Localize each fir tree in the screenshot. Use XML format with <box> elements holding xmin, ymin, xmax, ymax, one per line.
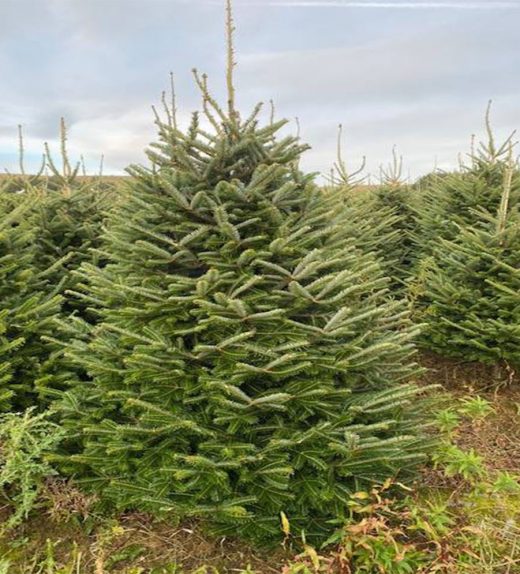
<box><xmin>0</xmin><ymin>123</ymin><xmax>115</xmax><ymax>409</ymax></box>
<box><xmin>0</xmin><ymin>182</ymin><xmax>62</xmax><ymax>411</ymax></box>
<box><xmin>413</xmin><ymin>104</ymin><xmax>520</xmax><ymax>259</ymax></box>
<box><xmin>325</xmin><ymin>126</ymin><xmax>393</xmax><ymax>257</ymax></box>
<box><xmin>54</xmin><ymin>3</ymin><xmax>434</xmax><ymax>542</ymax></box>
<box><xmin>329</xmin><ymin>133</ymin><xmax>412</xmax><ymax>292</ymax></box>
<box><xmin>371</xmin><ymin>148</ymin><xmax>417</xmax><ymax>290</ymax></box>
<box><xmin>29</xmin><ymin>119</ymin><xmax>117</xmax><ymax>316</ymax></box>
<box><xmin>415</xmin><ymin>150</ymin><xmax>520</xmax><ymax>370</ymax></box>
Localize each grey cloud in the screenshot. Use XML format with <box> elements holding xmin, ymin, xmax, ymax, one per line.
<box><xmin>0</xmin><ymin>0</ymin><xmax>519</xmax><ymax>178</ymax></box>
<box><xmin>238</xmin><ymin>22</ymin><xmax>519</xmax><ymax>109</ymax></box>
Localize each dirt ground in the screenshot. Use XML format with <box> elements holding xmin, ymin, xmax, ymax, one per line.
<box><xmin>419</xmin><ymin>351</ymin><xmax>520</xmax><ymax>474</ymax></box>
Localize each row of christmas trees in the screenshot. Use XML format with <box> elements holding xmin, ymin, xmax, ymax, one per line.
<box><xmin>0</xmin><ymin>19</ymin><xmax>518</xmax><ymax>540</ymax></box>
<box><xmin>0</xmin><ymin>121</ymin><xmax>118</xmax><ymax>413</ymax></box>
<box><xmin>357</xmin><ymin>108</ymin><xmax>519</xmax><ymax>370</ymax></box>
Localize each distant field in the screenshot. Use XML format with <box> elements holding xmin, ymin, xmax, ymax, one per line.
<box><xmin>0</xmin><ymin>173</ymin><xmax>129</xmax><ymax>183</ymax></box>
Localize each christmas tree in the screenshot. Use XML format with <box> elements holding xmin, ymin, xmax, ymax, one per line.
<box><xmin>0</xmin><ymin>181</ymin><xmax>62</xmax><ymax>411</ymax></box>
<box><xmin>0</xmin><ymin>122</ymin><xmax>116</xmax><ymax>409</ymax></box>
<box><xmin>371</xmin><ymin>148</ymin><xmax>417</xmax><ymax>290</ymax></box>
<box><xmin>329</xmin><ymin>134</ymin><xmax>413</xmax><ymax>292</ymax></box>
<box><xmin>28</xmin><ymin>119</ymin><xmax>117</xmax><ymax>316</ymax></box>
<box><xmin>415</xmin><ymin>150</ymin><xmax>520</xmax><ymax>369</ymax></box>
<box><xmin>54</xmin><ymin>2</ymin><xmax>434</xmax><ymax>542</ymax></box>
<box><xmin>413</xmin><ymin>104</ymin><xmax>520</xmax><ymax>259</ymax></box>
<box><xmin>324</xmin><ymin>125</ymin><xmax>400</xmax><ymax>275</ymax></box>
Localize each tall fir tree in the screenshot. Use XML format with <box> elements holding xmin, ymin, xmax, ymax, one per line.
<box><xmin>53</xmin><ymin>3</ymin><xmax>434</xmax><ymax>542</ymax></box>
<box><xmin>414</xmin><ymin>147</ymin><xmax>520</xmax><ymax>371</ymax></box>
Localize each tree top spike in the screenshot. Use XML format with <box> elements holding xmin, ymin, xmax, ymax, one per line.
<box><xmin>485</xmin><ymin>99</ymin><xmax>496</xmax><ymax>159</ymax></box>
<box><xmin>17</xmin><ymin>124</ymin><xmax>25</xmax><ymax>176</ymax></box>
<box><xmin>170</xmin><ymin>72</ymin><xmax>178</xmax><ymax>130</ymax></box>
<box><xmin>225</xmin><ymin>0</ymin><xmax>237</xmax><ymax>122</ymax></box>
<box><xmin>332</xmin><ymin>124</ymin><xmax>366</xmax><ymax>188</ymax></box>
<box><xmin>497</xmin><ymin>141</ymin><xmax>514</xmax><ymax>235</ymax></box>
<box><xmin>380</xmin><ymin>145</ymin><xmax>403</xmax><ymax>186</ymax></box>
<box><xmin>59</xmin><ymin>117</ymin><xmax>72</xmax><ymax>178</ymax></box>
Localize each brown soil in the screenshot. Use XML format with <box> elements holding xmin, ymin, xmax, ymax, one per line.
<box><xmin>419</xmin><ymin>351</ymin><xmax>519</xmax><ymax>391</ymax></box>
<box><xmin>100</xmin><ymin>514</ymin><xmax>288</xmax><ymax>573</ymax></box>
<box><xmin>419</xmin><ymin>351</ymin><xmax>520</xmax><ymax>474</ymax></box>
<box><xmin>1</xmin><ymin>506</ymin><xmax>288</xmax><ymax>573</ymax></box>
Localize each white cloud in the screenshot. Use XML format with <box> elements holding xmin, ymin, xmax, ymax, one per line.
<box><xmin>0</xmin><ymin>0</ymin><xmax>518</xmax><ymax>179</ymax></box>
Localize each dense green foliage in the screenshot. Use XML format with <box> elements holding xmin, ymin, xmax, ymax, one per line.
<box><xmin>412</xmin><ymin>124</ymin><xmax>520</xmax><ymax>368</ymax></box>
<box><xmin>0</xmin><ymin>6</ymin><xmax>518</xmax><ymax>556</ymax></box>
<box><xmin>326</xmin><ymin>141</ymin><xmax>413</xmax><ymax>293</ymax></box>
<box><xmin>30</xmin><ymin>124</ymin><xmax>117</xmax><ymax>316</ymax></box>
<box><xmin>1</xmin><ymin>394</ymin><xmax>519</xmax><ymax>574</ymax></box>
<box><xmin>0</xmin><ymin>97</ymin><xmax>518</xmax><ymax>551</ymax></box>
<box><xmin>46</xmin><ymin>82</ymin><xmax>436</xmax><ymax>542</ymax></box>
<box><xmin>0</xmin><ymin>125</ymin><xmax>117</xmax><ymax>411</ymax></box>
<box><xmin>413</xmin><ymin>126</ymin><xmax>520</xmax><ymax>259</ymax></box>
<box><xmin>416</xmin><ymin>204</ymin><xmax>520</xmax><ymax>366</ymax></box>
<box><xmin>370</xmin><ymin>159</ymin><xmax>417</xmax><ymax>290</ymax></box>
<box><xmin>0</xmin><ymin>191</ymin><xmax>62</xmax><ymax>411</ymax></box>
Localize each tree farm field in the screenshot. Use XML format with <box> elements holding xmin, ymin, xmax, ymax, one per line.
<box><xmin>1</xmin><ymin>0</ymin><xmax>520</xmax><ymax>572</ymax></box>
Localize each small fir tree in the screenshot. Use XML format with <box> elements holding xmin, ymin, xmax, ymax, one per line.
<box><xmin>371</xmin><ymin>148</ymin><xmax>417</xmax><ymax>290</ymax></box>
<box><xmin>0</xmin><ymin>123</ymin><xmax>116</xmax><ymax>409</ymax></box>
<box><xmin>329</xmin><ymin>133</ymin><xmax>412</xmax><ymax>292</ymax></box>
<box><xmin>415</xmin><ymin>150</ymin><xmax>520</xmax><ymax>369</ymax></box>
<box><xmin>54</xmin><ymin>3</ymin><xmax>434</xmax><ymax>542</ymax></box>
<box><xmin>0</xmin><ymin>185</ymin><xmax>62</xmax><ymax>411</ymax></box>
<box><xmin>29</xmin><ymin>119</ymin><xmax>117</xmax><ymax>316</ymax></box>
<box><xmin>413</xmin><ymin>104</ymin><xmax>520</xmax><ymax>259</ymax></box>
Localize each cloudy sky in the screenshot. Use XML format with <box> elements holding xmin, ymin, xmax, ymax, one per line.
<box><xmin>0</xmin><ymin>0</ymin><xmax>519</xmax><ymax>180</ymax></box>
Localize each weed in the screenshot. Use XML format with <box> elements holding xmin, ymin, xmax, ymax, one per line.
<box><xmin>458</xmin><ymin>396</ymin><xmax>495</xmax><ymax>420</ymax></box>
<box><xmin>0</xmin><ymin>409</ymin><xmax>64</xmax><ymax>531</ymax></box>
<box><xmin>433</xmin><ymin>445</ymin><xmax>485</xmax><ymax>481</ymax></box>
<box><xmin>436</xmin><ymin>408</ymin><xmax>460</xmax><ymax>436</ymax></box>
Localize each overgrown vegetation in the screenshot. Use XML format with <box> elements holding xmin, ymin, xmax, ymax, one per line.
<box><xmin>0</xmin><ymin>409</ymin><xmax>64</xmax><ymax>532</ymax></box>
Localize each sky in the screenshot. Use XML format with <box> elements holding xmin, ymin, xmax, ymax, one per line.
<box><xmin>0</xmin><ymin>0</ymin><xmax>519</xmax><ymax>181</ymax></box>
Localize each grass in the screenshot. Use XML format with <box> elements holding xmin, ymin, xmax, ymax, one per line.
<box><xmin>1</xmin><ymin>354</ymin><xmax>519</xmax><ymax>573</ymax></box>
